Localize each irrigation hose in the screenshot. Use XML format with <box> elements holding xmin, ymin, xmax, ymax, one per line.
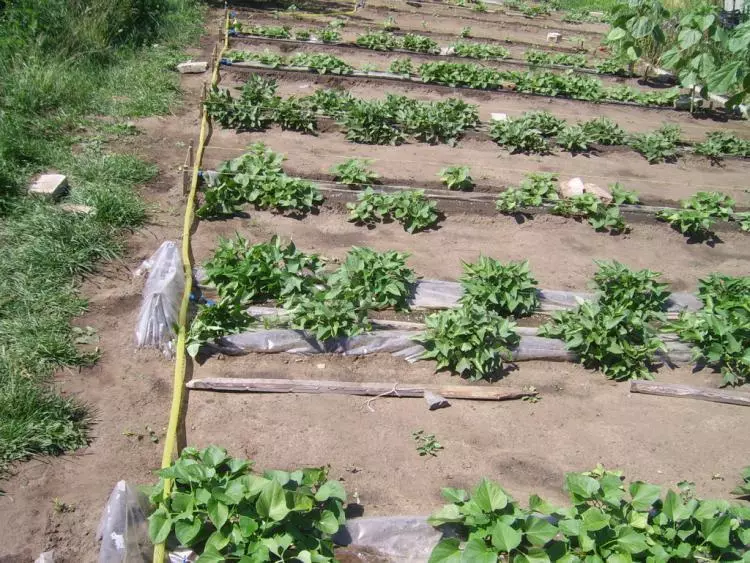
<box><xmin>151</xmin><ymin>9</ymin><xmax>229</xmax><ymax>563</ymax></box>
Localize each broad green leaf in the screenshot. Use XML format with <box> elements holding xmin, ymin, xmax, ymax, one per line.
<box><xmin>207</xmin><ymin>498</ymin><xmax>229</xmax><ymax>530</ymax></box>
<box><xmin>171</xmin><ymin>491</ymin><xmax>195</xmax><ymax>513</ymax></box>
<box><xmin>473</xmin><ymin>478</ymin><xmax>508</xmax><ymax>512</ymax></box>
<box><xmin>516</xmin><ymin>547</ymin><xmax>552</xmax><ymax>563</ymax></box>
<box><xmin>490</xmin><ymin>521</ymin><xmax>522</xmax><ymax>552</ymax></box>
<box><xmin>607</xmin><ymin>27</ymin><xmax>627</xmax><ymax>41</ymax></box>
<box><xmin>582</xmin><ymin>507</ymin><xmax>609</xmax><ymax>532</ymax></box>
<box><xmin>616</xmin><ymin>527</ymin><xmax>648</xmax><ymax>554</ymax></box>
<box><xmin>630</xmin><ymin>16</ymin><xmax>655</xmax><ymax>38</ymax></box>
<box><xmin>201</xmin><ymin>445</ymin><xmax>228</xmax><ymax>468</ymax></box>
<box><xmin>428</xmin><ymin>504</ymin><xmax>463</xmax><ymax>526</ymax></box>
<box><xmin>525</xmin><ymin>516</ymin><xmax>558</xmax><ymax>546</ymax></box>
<box><xmin>315</xmin><ymin>509</ymin><xmax>341</xmax><ymax>534</ymax></box>
<box><xmin>175</xmin><ymin>518</ymin><xmax>202</xmax><ymax>546</ymax></box>
<box><xmin>148</xmin><ymin>507</ymin><xmax>172</xmax><ymax>544</ymax></box>
<box><xmin>462</xmin><ymin>537</ymin><xmax>498</xmax><ymax>563</ymax></box>
<box><xmin>314</xmin><ymin>480</ymin><xmax>347</xmax><ymax>502</ymax></box>
<box><xmin>239</xmin><ymin>515</ymin><xmax>259</xmax><ymax>537</ymax></box>
<box><xmin>559</xmin><ymin>519</ymin><xmax>583</xmax><ymax>537</ymax></box>
<box><xmin>606</xmin><ymin>554</ymin><xmax>632</xmax><ymax>563</ymax></box>
<box><xmin>565</xmin><ymin>473</ymin><xmax>599</xmax><ymax>503</ymax></box>
<box><xmin>442</xmin><ymin>488</ymin><xmax>469</xmax><ymax>503</ymax></box>
<box><xmin>256</xmin><ymin>480</ymin><xmax>290</xmax><ymax>522</ymax></box>
<box><xmin>629</xmin><ymin>482</ymin><xmax>660</xmax><ymax>511</ymax></box>
<box><xmin>428</xmin><ymin>538</ymin><xmax>462</xmax><ymax>563</ymax></box>
<box><xmin>206</xmin><ymin>529</ymin><xmax>231</xmax><ymax>552</ymax></box>
<box><xmin>196</xmin><ymin>547</ymin><xmax>225</xmax><ymax>563</ymax></box>
<box><xmin>701</xmin><ymin>515</ymin><xmax>731</xmax><ymax>548</ymax></box>
<box><xmin>678</xmin><ymin>28</ymin><xmax>702</xmax><ymax>49</ymax></box>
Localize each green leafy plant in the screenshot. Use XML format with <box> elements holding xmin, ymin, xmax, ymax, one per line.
<box><xmin>381</xmin><ymin>16</ymin><xmax>398</xmax><ymax>31</ymax></box>
<box><xmin>294</xmin><ymin>29</ymin><xmax>311</xmax><ymax>41</ymax></box>
<box><xmin>733</xmin><ymin>466</ymin><xmax>750</xmax><ymax>497</ymax></box>
<box><xmin>657</xmin><ymin>191</ymin><xmax>735</xmax><ymax>239</ymax></box>
<box><xmin>540</xmin><ymin>262</ymin><xmax>670</xmax><ymax>380</ymax></box>
<box><xmin>628</xmin><ymin>124</ymin><xmax>682</xmax><ymax>163</ymax></box>
<box><xmin>593</xmin><ymin>260</ymin><xmax>669</xmax><ymax>313</ymax></box>
<box><xmin>459</xmin><ymin>257</ymin><xmax>539</xmax><ymax>317</ymax></box>
<box><xmin>472</xmin><ymin>0</ymin><xmax>488</xmax><ymax>12</ymax></box>
<box><xmin>401</xmin><ymin>33</ymin><xmax>439</xmax><ymax>54</ymax></box>
<box><xmin>735</xmin><ymin>211</ymin><xmax>750</xmax><ymax>232</ymax></box>
<box><xmin>694</xmin><ymin>131</ymin><xmax>750</xmax><ymax>162</ymax></box>
<box><xmin>202</xmin><ymin>234</ymin><xmax>324</xmax><ymax>306</ymax></box>
<box><xmin>451</xmin><ymin>41</ymin><xmax>509</xmax><ymax>60</ymax></box>
<box><xmin>356</xmin><ymin>31</ymin><xmax>399</xmax><ymax>51</ymax></box>
<box><xmin>389</xmin><ymin>57</ymin><xmax>414</xmax><ymax>75</ymax></box>
<box><xmin>438</xmin><ymin>165</ymin><xmax>474</xmax><ymax>191</ymax></box>
<box><xmin>331</xmin><ymin>158</ymin><xmax>379</xmax><ymax>186</ymax></box>
<box><xmin>524</xmin><ymin>49</ymin><xmax>588</xmax><ymax>68</ymax></box>
<box><xmin>340</xmin><ymin>99</ymin><xmax>405</xmax><ymax>145</ymax></box>
<box><xmin>610</xmin><ymin>183</ymin><xmax>640</xmax><ymax>205</ymax></box>
<box><xmin>496</xmin><ymin>173</ymin><xmax>559</xmax><ymax>213</ymax></box>
<box><xmin>317</xmin><ymin>28</ymin><xmax>341</xmax><ymax>43</ymax></box>
<box><xmin>606</xmin><ymin>0</ymin><xmax>670</xmax><ymax>71</ymax></box>
<box><xmin>668</xmin><ymin>274</ymin><xmax>749</xmax><ymax>386</ymax></box>
<box><xmin>428</xmin><ymin>466</ymin><xmax>750</xmax><ymax>562</ymax></box>
<box><xmin>244</xmin><ymin>24</ymin><xmax>292</xmax><ymax>39</ymax></box>
<box><xmin>460</xmin><ymin>26</ymin><xmax>472</xmax><ymax>38</ymax></box>
<box><xmin>147</xmin><ymin>446</ymin><xmax>346</xmax><ymax>562</ymax></box>
<box><xmin>285</xmin><ymin>291</ymin><xmax>370</xmax><ymax>340</ymax></box>
<box><xmin>552</xmin><ymin>193</ymin><xmax>628</xmax><ymax>233</ymax></box>
<box><xmin>347</xmin><ymin>188</ymin><xmax>439</xmax><ymax>233</ymax></box>
<box><xmin>418</xmin><ymin>61</ymin><xmax>505</xmax><ymax>89</ymax></box>
<box><xmin>520</xmin><ymin>111</ymin><xmax>566</xmax><ymax>136</ymax></box>
<box><xmin>326</xmin><ymin>247</ymin><xmax>416</xmax><ymax>311</ymax></box>
<box><xmin>417</xmin><ymin>305</ymin><xmax>520</xmax><ymax>381</ymax></box>
<box><xmin>412</xmin><ymin>430</ymin><xmax>443</xmax><ymax>457</ymax></box>
<box><xmin>187</xmin><ymin>297</ymin><xmax>255</xmax><ymax>357</ymax></box>
<box><xmin>581</xmin><ymin>117</ymin><xmax>626</xmax><ymax>145</ymax></box>
<box><xmin>393</xmin><ymin>96</ymin><xmax>480</xmax><ymax>146</ymax></box>
<box><xmin>271</xmin><ymin>96</ymin><xmax>317</xmax><ymax>133</ymax></box>
<box><xmin>557</xmin><ymin>125</ymin><xmax>595</xmax><ymax>153</ymax></box>
<box><xmin>289</xmin><ymin>52</ymin><xmax>352</xmax><ymax>74</ymax></box>
<box><xmin>490</xmin><ymin>119</ymin><xmax>550</xmax><ymax>154</ymax></box>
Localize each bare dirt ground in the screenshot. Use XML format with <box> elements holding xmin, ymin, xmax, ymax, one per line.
<box><xmin>1</xmin><ymin>4</ymin><xmax>749</xmax><ymax>563</ymax></box>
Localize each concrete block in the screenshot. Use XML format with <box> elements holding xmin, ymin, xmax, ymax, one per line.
<box><xmin>490</xmin><ymin>112</ymin><xmax>508</xmax><ymax>121</ymax></box>
<box><xmin>29</xmin><ymin>174</ymin><xmax>68</xmax><ymax>199</ymax></box>
<box><xmin>559</xmin><ymin>177</ymin><xmax>584</xmax><ymax>199</ymax></box>
<box><xmin>177</xmin><ymin>61</ymin><xmax>208</xmax><ymax>74</ymax></box>
<box><xmin>59</xmin><ymin>203</ymin><xmax>95</xmax><ymax>215</ymax></box>
<box><xmin>583</xmin><ymin>182</ymin><xmax>612</xmax><ymax>202</ymax></box>
<box><xmin>547</xmin><ymin>32</ymin><xmax>562</xmax><ymax>43</ymax></box>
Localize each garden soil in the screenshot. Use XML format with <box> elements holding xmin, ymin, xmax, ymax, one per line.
<box><xmin>1</xmin><ymin>7</ymin><xmax>749</xmax><ymax>563</ymax></box>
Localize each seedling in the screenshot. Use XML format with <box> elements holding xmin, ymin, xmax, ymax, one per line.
<box><xmin>657</xmin><ymin>191</ymin><xmax>734</xmax><ymax>239</ymax></box>
<box><xmin>412</xmin><ymin>430</ymin><xmax>443</xmax><ymax>456</ymax></box>
<box><xmin>347</xmin><ymin>188</ymin><xmax>439</xmax><ymax>233</ymax></box>
<box><xmin>438</xmin><ymin>165</ymin><xmax>474</xmax><ymax>191</ymax></box>
<box><xmin>331</xmin><ymin>158</ymin><xmax>379</xmax><ymax>186</ymax></box>
<box><xmin>460</xmin><ymin>26</ymin><xmax>472</xmax><ymax>38</ymax></box>
<box><xmin>522</xmin><ymin>386</ymin><xmax>541</xmax><ymax>403</ymax></box>
<box><xmin>381</xmin><ymin>16</ymin><xmax>399</xmax><ymax>31</ymax></box>
<box><xmin>459</xmin><ymin>257</ymin><xmax>539</xmax><ymax>317</ymax></box>
<box><xmin>496</xmin><ymin>173</ymin><xmax>559</xmax><ymax>213</ymax></box>
<box><xmin>389</xmin><ymin>57</ymin><xmax>413</xmax><ymax>76</ymax></box>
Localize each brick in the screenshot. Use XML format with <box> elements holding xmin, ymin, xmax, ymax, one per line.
<box><xmin>29</xmin><ymin>174</ymin><xmax>68</xmax><ymax>199</ymax></box>
<box><xmin>177</xmin><ymin>61</ymin><xmax>208</xmax><ymax>74</ymax></box>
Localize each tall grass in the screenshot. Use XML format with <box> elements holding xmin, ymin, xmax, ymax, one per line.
<box><xmin>0</xmin><ymin>0</ymin><xmax>203</xmax><ymax>474</ymax></box>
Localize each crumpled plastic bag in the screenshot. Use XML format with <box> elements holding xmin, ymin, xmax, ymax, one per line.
<box><xmin>134</xmin><ymin>241</ymin><xmax>184</xmax><ymax>357</ymax></box>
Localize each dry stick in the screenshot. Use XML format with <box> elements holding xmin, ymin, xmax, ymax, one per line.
<box><xmin>629</xmin><ymin>380</ymin><xmax>750</xmax><ymax>407</ymax></box>
<box><xmin>186</xmin><ymin>377</ymin><xmax>536</xmax><ymax>400</ymax></box>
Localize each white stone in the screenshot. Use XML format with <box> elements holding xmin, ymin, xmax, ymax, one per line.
<box><xmin>583</xmin><ymin>183</ymin><xmax>612</xmax><ymax>202</ymax></box>
<box><xmin>29</xmin><ymin>174</ymin><xmax>68</xmax><ymax>199</ymax></box>
<box><xmin>559</xmin><ymin>177</ymin><xmax>584</xmax><ymax>199</ymax></box>
<box><xmin>177</xmin><ymin>61</ymin><xmax>208</xmax><ymax>74</ymax></box>
<box><xmin>440</xmin><ymin>46</ymin><xmax>455</xmax><ymax>56</ymax></box>
<box><xmin>59</xmin><ymin>203</ymin><xmax>95</xmax><ymax>215</ymax></box>
<box><xmin>490</xmin><ymin>112</ymin><xmax>508</xmax><ymax>121</ymax></box>
<box><xmin>547</xmin><ymin>32</ymin><xmax>562</xmax><ymax>43</ymax></box>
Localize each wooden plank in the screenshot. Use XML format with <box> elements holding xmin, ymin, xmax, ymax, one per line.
<box><xmin>630</xmin><ymin>380</ymin><xmax>750</xmax><ymax>407</ymax></box>
<box><xmin>187</xmin><ymin>377</ymin><xmax>535</xmax><ymax>401</ymax></box>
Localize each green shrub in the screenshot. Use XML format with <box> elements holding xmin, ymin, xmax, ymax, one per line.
<box><xmin>459</xmin><ymin>258</ymin><xmax>539</xmax><ymax>317</ymax></box>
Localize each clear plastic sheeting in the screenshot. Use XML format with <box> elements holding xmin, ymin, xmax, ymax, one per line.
<box><xmin>134</xmin><ymin>241</ymin><xmax>184</xmax><ymax>357</ymax></box>
<box><xmin>97</xmin><ymin>481</ymin><xmax>151</xmax><ymax>563</ymax></box>
<box><xmin>209</xmin><ymin>329</ymin><xmax>576</xmax><ymax>363</ymax></box>
<box><xmin>333</xmin><ymin>516</ymin><xmax>442</xmax><ymax>562</ymax></box>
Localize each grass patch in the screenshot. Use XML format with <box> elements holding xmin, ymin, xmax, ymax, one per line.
<box><xmin>0</xmin><ymin>0</ymin><xmax>203</xmax><ymax>475</ymax></box>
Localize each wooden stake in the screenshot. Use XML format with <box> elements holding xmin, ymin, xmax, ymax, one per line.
<box><xmin>187</xmin><ymin>378</ymin><xmax>535</xmax><ymax>401</ymax></box>
<box><xmin>630</xmin><ymin>380</ymin><xmax>750</xmax><ymax>407</ymax></box>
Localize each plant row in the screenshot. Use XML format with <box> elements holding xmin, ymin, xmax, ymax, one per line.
<box><xmin>223</xmin><ymin>49</ymin><xmax>681</xmax><ymax>108</ymax></box>
<box><xmin>197</xmin><ymin>143</ymin><xmax>750</xmax><ymax>240</ymax></box>
<box><xmin>189</xmin><ymin>231</ymin><xmax>750</xmax><ymax>386</ymax></box>
<box><xmin>206</xmin><ymin>77</ymin><xmax>750</xmax><ymax>163</ymax></box>
<box><xmin>232</xmin><ymin>22</ymin><xmax>627</xmax><ymax>75</ymax></box>
<box><xmin>148</xmin><ymin>446</ymin><xmax>750</xmax><ymax>562</ymax></box>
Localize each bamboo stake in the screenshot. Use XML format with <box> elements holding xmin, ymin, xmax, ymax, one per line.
<box><xmin>630</xmin><ymin>380</ymin><xmax>750</xmax><ymax>407</ymax></box>
<box><xmin>187</xmin><ymin>378</ymin><xmax>536</xmax><ymax>401</ymax></box>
